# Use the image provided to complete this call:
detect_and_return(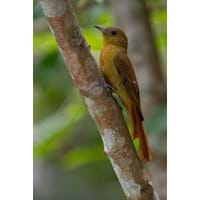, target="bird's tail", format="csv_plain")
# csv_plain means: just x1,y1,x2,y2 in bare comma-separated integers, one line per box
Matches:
130,105,152,162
